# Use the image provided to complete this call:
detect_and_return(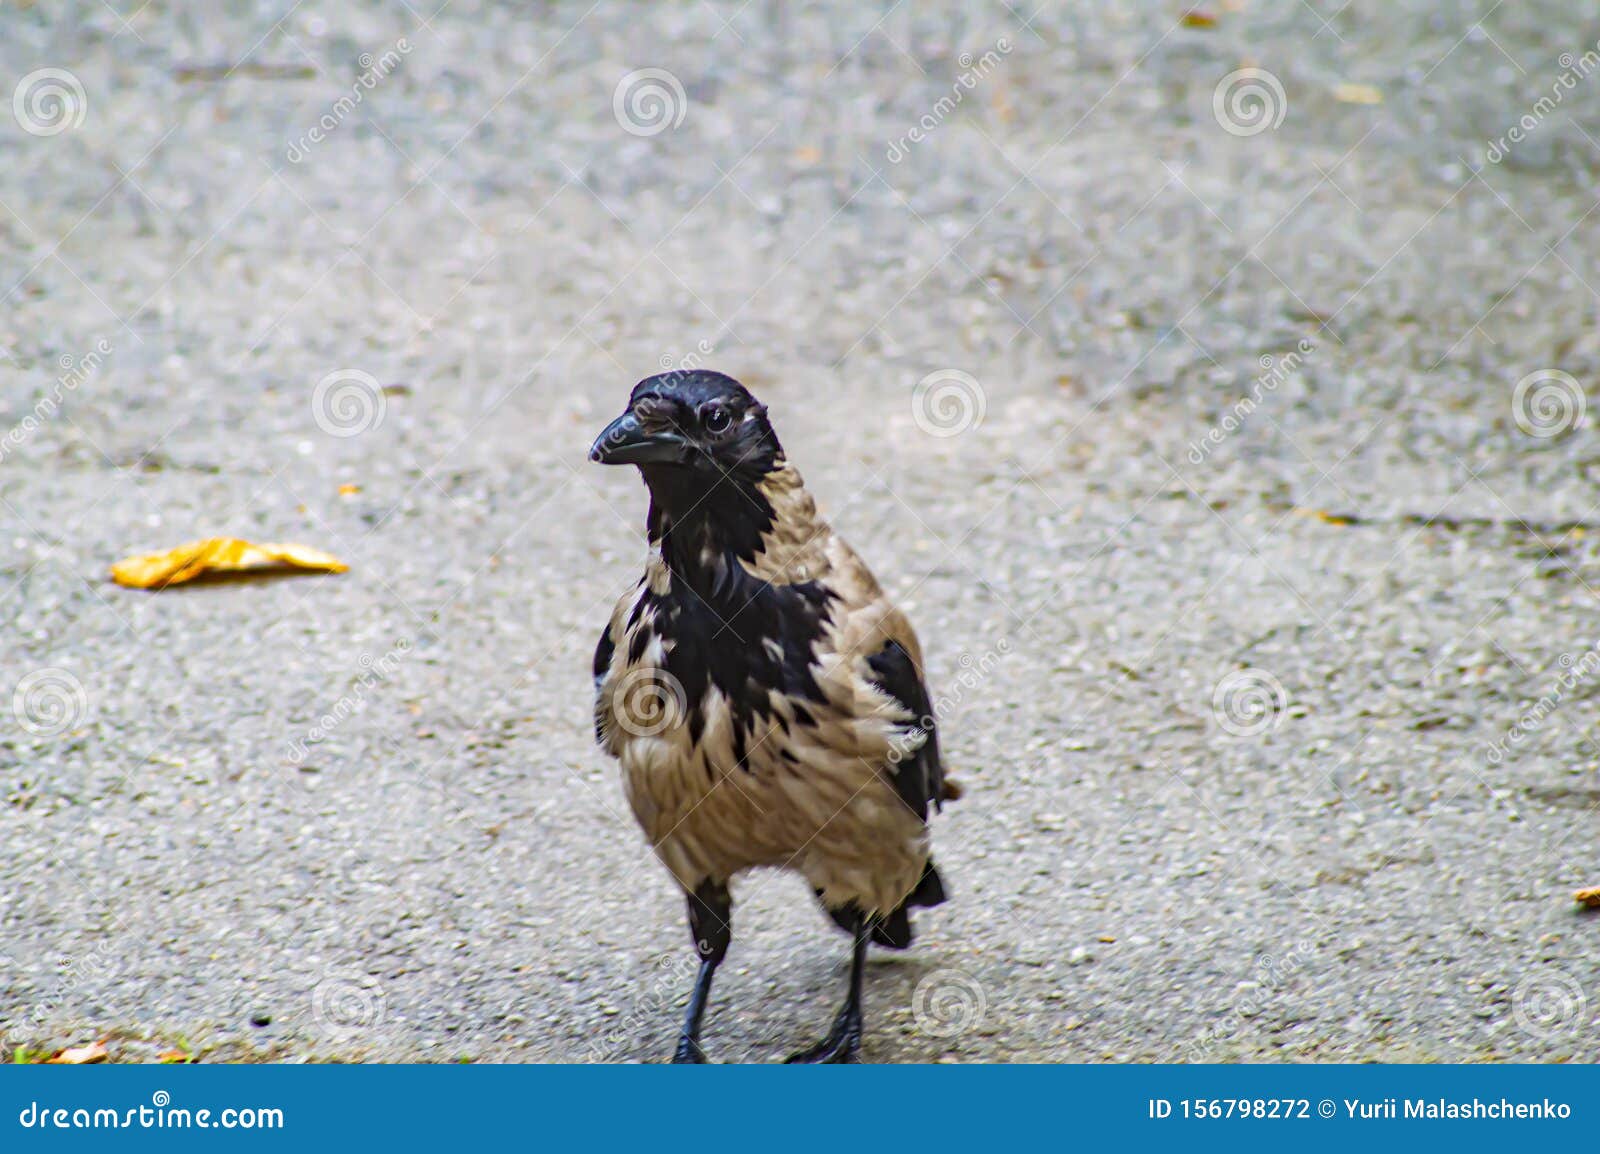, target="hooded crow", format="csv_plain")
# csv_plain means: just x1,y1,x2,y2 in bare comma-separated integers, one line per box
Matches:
589,370,957,1063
